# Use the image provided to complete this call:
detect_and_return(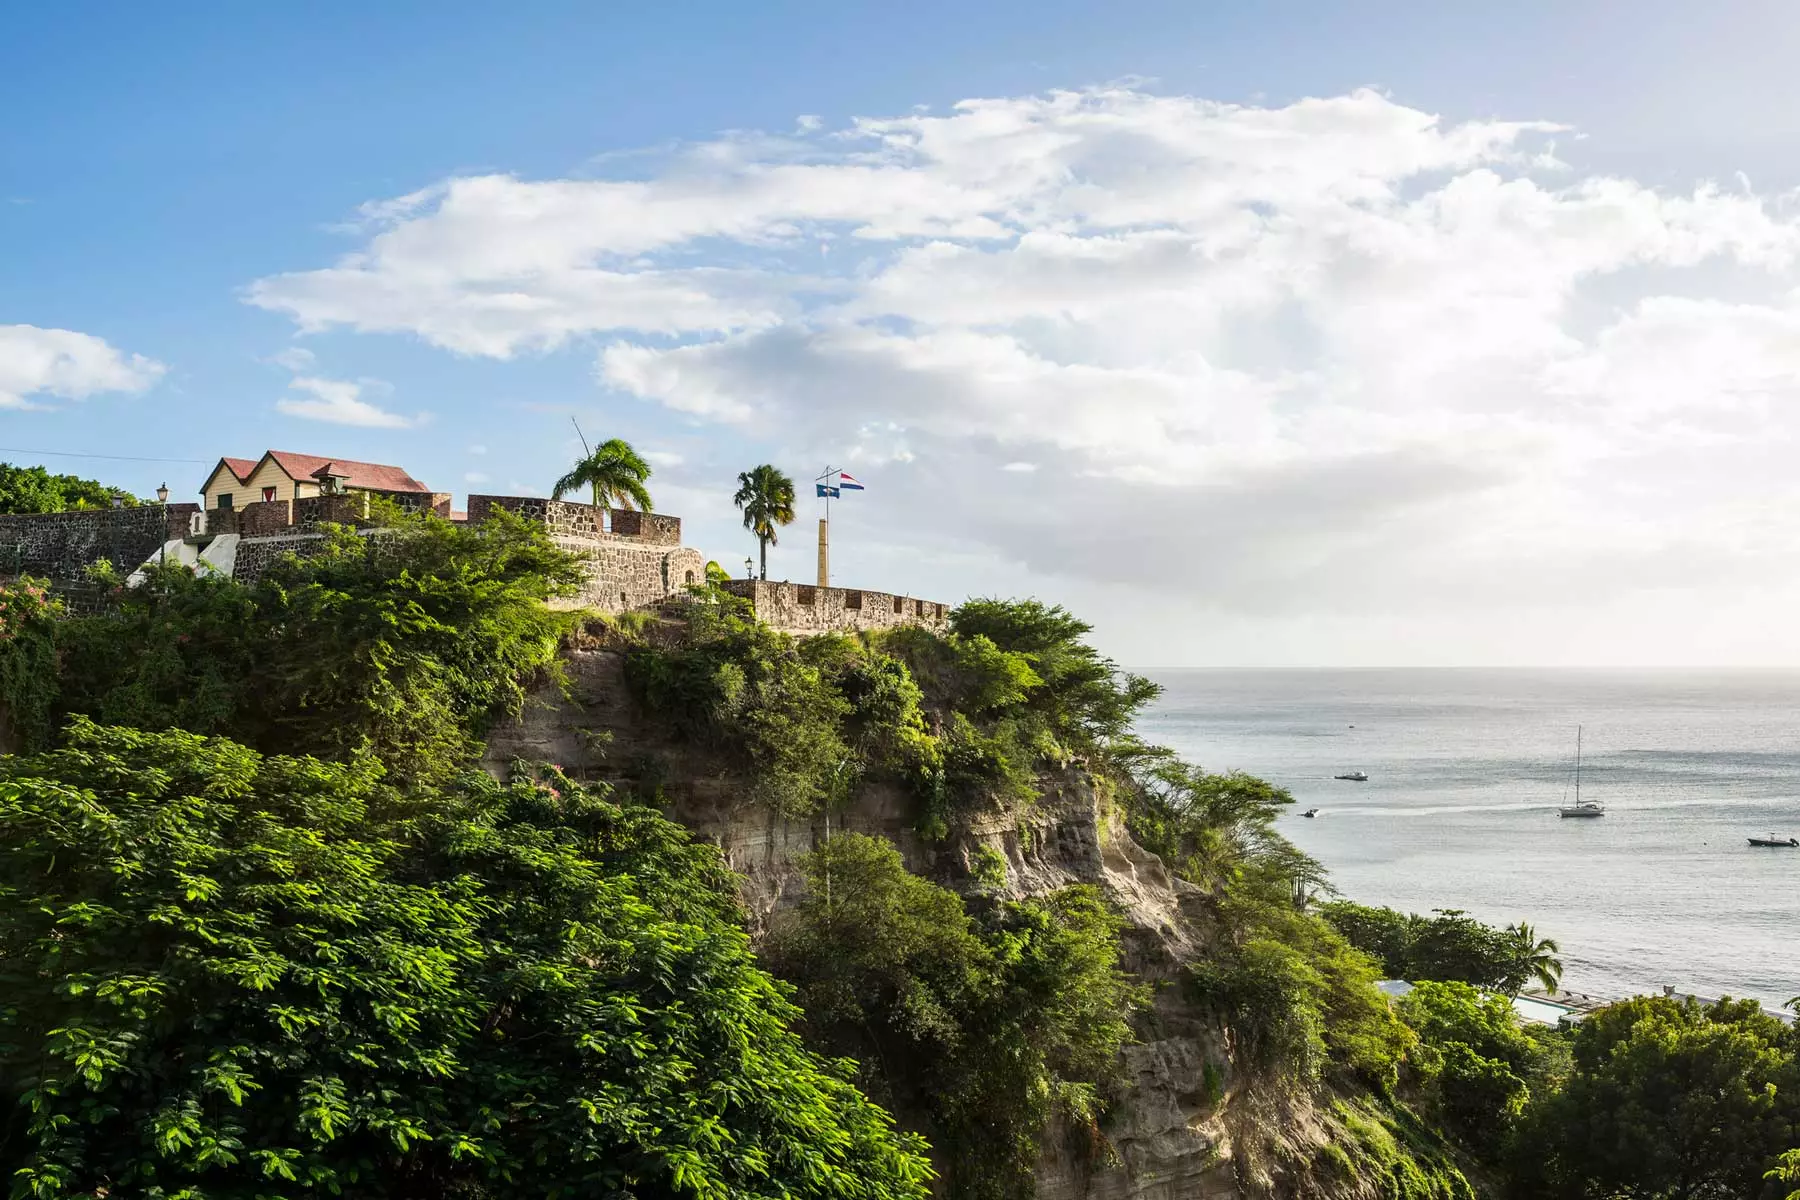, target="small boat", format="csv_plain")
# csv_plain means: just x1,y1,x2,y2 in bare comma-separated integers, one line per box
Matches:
1748,834,1799,847
1334,771,1368,782
1302,808,1320,818
1558,725,1604,818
